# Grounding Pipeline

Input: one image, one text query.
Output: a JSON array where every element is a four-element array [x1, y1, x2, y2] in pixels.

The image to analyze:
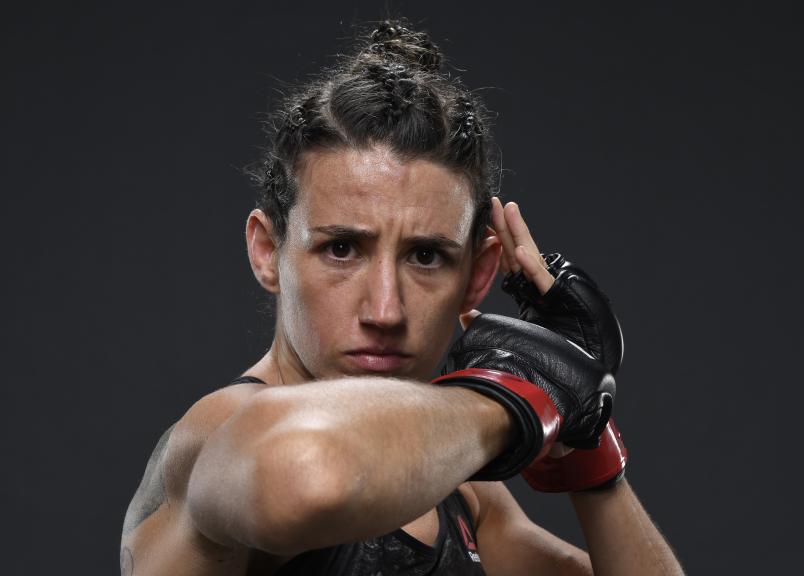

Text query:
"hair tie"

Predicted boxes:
[[456, 97, 482, 138], [288, 105, 307, 129], [371, 21, 406, 45]]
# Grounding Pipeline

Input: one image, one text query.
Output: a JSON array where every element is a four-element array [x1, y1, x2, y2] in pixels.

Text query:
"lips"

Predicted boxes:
[[345, 348, 412, 372]]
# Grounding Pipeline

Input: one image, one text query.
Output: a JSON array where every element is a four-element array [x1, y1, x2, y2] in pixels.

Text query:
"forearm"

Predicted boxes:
[[304, 379, 510, 541], [570, 479, 684, 576], [188, 376, 513, 554]]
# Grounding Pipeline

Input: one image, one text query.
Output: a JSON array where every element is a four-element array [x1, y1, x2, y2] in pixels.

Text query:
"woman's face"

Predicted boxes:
[[269, 144, 498, 382]]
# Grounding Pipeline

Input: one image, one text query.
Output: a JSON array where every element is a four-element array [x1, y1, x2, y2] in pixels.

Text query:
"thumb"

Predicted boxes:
[[459, 309, 482, 331]]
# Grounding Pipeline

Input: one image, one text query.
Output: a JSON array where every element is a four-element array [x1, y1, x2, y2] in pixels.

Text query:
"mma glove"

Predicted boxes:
[[502, 253, 628, 492], [432, 313, 615, 482], [502, 252, 624, 375]]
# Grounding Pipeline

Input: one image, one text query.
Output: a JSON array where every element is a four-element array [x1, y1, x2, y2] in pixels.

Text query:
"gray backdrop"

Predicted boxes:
[[3, 1, 801, 574]]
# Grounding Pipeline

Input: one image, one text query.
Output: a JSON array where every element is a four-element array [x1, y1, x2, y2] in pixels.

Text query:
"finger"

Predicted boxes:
[[503, 202, 542, 259], [489, 198, 507, 273], [459, 309, 481, 331], [490, 197, 518, 274], [492, 197, 517, 273], [503, 201, 555, 292], [515, 245, 555, 295]]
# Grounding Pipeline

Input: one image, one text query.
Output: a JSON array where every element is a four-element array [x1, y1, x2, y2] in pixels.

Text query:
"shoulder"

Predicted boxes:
[[467, 479, 548, 536], [465, 480, 519, 529], [457, 480, 518, 530], [122, 382, 266, 535], [162, 382, 267, 500], [459, 480, 524, 529]]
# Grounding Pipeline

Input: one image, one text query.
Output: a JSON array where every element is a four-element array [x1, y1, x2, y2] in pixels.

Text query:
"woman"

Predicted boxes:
[[121, 19, 683, 575]]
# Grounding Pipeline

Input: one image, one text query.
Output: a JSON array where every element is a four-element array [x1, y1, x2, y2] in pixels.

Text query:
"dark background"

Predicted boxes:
[[3, 1, 801, 574]]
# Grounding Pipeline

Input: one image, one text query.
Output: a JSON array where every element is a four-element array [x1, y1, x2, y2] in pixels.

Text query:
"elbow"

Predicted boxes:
[[187, 393, 363, 555], [248, 428, 364, 555], [559, 550, 594, 576]]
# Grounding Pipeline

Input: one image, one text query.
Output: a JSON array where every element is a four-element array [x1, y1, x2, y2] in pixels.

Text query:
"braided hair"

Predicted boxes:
[[247, 19, 498, 250]]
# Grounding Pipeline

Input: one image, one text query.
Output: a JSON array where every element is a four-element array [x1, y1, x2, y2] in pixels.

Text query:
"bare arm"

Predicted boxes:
[[122, 424, 175, 537], [570, 479, 684, 575], [461, 475, 684, 576], [187, 376, 514, 556], [471, 480, 594, 576], [120, 383, 266, 572]]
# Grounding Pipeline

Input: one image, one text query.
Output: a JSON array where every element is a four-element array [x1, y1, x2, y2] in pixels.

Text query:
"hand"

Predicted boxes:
[[492, 196, 624, 376], [490, 197, 556, 295], [488, 197, 628, 490], [461, 197, 556, 330], [490, 197, 571, 458], [460, 310, 578, 460], [434, 313, 615, 481]]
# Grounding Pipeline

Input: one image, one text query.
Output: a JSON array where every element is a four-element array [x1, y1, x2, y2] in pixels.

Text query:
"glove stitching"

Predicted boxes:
[[565, 277, 605, 364], [449, 346, 585, 418]]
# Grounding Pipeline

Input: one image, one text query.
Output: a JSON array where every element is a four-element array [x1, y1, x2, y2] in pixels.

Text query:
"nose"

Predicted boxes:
[[359, 256, 406, 330]]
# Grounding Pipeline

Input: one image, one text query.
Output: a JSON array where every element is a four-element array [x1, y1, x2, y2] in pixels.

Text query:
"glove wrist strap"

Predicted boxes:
[[522, 419, 628, 492], [433, 368, 561, 481]]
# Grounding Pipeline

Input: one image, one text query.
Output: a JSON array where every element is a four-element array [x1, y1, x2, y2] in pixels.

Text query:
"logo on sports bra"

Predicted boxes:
[[456, 514, 482, 563]]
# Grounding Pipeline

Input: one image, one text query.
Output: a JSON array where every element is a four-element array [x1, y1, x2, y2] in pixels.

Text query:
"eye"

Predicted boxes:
[[325, 240, 356, 260], [409, 247, 444, 268]]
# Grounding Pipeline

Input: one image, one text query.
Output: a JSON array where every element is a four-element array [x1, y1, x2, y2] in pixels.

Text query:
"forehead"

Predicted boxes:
[[292, 145, 475, 240]]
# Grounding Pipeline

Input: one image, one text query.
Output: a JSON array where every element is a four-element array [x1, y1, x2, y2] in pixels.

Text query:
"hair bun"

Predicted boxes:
[[367, 20, 442, 73]]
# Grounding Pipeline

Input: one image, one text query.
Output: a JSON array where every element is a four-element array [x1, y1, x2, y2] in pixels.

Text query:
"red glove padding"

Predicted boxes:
[[522, 419, 628, 492]]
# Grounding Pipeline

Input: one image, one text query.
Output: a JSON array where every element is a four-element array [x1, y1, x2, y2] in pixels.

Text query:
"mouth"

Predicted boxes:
[[344, 349, 412, 373]]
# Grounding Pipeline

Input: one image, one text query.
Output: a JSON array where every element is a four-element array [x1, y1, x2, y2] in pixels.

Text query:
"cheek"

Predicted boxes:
[[278, 255, 354, 370], [405, 275, 468, 364]]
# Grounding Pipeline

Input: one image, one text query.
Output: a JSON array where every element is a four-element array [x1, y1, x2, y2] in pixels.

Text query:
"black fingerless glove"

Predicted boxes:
[[502, 253, 624, 375]]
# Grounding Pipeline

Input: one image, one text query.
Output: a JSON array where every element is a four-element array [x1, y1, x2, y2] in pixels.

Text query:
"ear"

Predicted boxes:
[[246, 209, 281, 294], [459, 229, 502, 314]]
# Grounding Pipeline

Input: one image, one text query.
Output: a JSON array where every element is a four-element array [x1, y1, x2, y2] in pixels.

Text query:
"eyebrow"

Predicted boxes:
[[310, 225, 463, 251]]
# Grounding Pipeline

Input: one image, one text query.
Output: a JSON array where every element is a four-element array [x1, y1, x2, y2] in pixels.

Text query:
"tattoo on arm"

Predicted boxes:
[[120, 546, 134, 575], [122, 424, 175, 535]]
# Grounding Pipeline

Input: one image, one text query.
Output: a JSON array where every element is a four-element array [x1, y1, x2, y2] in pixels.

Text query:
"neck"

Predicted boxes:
[[246, 317, 313, 387]]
